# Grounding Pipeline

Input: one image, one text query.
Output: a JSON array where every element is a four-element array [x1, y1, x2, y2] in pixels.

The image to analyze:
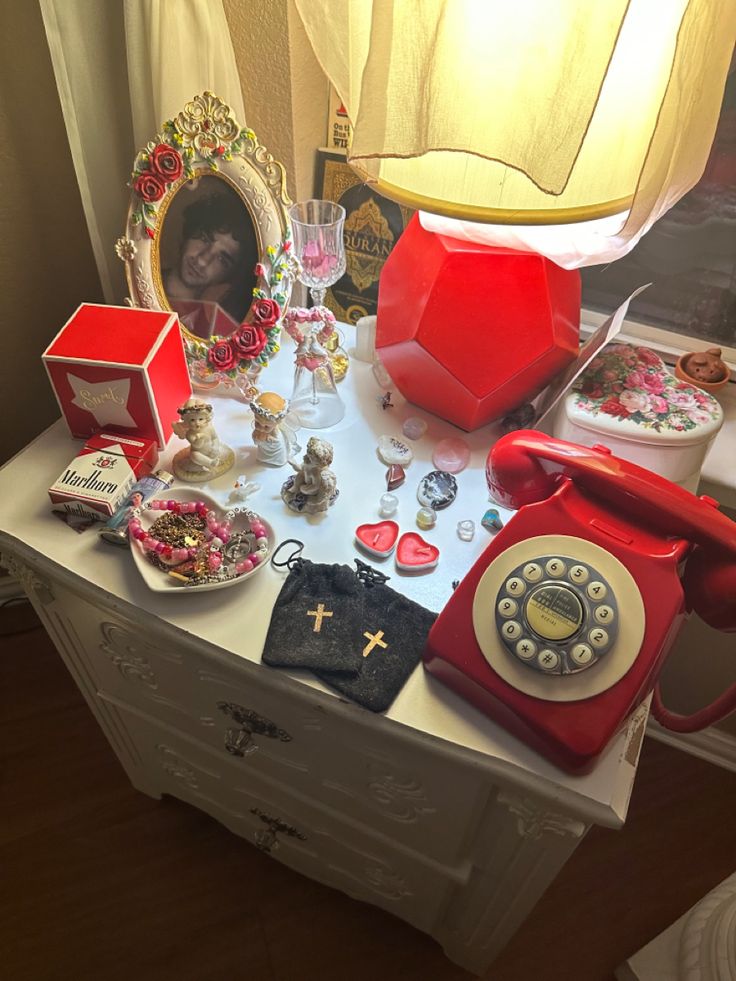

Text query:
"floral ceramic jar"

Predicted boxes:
[[552, 343, 723, 492]]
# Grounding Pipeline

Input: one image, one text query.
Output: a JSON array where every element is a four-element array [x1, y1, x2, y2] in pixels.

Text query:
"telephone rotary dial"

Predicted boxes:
[[494, 554, 618, 676]]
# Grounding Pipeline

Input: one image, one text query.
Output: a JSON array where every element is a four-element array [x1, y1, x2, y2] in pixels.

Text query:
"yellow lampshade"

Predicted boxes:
[[295, 0, 736, 264]]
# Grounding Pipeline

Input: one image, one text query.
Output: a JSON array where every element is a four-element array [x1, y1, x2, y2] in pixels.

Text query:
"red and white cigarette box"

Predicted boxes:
[[49, 432, 158, 520], [43, 304, 192, 448]]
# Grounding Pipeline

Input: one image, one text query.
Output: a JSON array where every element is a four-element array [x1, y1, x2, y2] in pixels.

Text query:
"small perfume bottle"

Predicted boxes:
[[323, 326, 349, 382]]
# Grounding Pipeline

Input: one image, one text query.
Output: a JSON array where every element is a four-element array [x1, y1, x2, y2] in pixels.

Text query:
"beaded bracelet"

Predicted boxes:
[[128, 499, 270, 586], [283, 305, 336, 346]]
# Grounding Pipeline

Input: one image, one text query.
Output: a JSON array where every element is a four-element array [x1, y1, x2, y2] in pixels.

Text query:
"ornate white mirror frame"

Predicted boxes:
[[117, 92, 297, 399]]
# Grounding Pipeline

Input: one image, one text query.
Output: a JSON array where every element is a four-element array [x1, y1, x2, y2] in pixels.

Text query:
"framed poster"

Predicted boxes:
[[315, 150, 413, 323]]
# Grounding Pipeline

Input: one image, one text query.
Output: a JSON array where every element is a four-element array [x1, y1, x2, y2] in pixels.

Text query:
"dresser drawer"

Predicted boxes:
[[116, 706, 459, 934], [67, 600, 490, 869]]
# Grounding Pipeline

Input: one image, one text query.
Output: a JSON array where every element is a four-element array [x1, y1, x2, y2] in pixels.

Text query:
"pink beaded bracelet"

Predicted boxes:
[[128, 499, 270, 585], [283, 305, 336, 346]]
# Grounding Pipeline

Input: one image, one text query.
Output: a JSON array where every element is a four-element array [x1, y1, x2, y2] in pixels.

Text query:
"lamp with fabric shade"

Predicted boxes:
[[295, 0, 736, 428]]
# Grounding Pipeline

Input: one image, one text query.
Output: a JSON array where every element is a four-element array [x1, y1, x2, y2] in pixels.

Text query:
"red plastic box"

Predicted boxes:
[[376, 215, 580, 431], [43, 304, 191, 448]]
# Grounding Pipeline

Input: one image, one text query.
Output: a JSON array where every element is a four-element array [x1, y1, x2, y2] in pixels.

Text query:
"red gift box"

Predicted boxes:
[[49, 432, 159, 520], [43, 304, 192, 448]]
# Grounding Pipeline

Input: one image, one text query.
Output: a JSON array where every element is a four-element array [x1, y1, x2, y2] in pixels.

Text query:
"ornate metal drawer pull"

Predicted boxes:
[[217, 701, 292, 757], [224, 728, 256, 756], [250, 807, 306, 853]]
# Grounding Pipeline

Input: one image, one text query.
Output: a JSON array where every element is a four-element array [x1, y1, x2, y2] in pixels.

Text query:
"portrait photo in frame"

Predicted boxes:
[[117, 92, 298, 399], [159, 172, 259, 328]]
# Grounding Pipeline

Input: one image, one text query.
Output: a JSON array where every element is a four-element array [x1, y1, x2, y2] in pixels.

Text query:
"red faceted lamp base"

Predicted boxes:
[[375, 214, 581, 431]]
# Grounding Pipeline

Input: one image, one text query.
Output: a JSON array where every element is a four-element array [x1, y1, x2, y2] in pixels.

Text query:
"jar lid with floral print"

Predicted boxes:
[[564, 343, 723, 447]]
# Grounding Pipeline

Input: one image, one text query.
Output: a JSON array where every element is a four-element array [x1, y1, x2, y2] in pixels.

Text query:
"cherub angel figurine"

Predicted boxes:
[[172, 398, 234, 482], [281, 436, 339, 514], [250, 391, 301, 467]]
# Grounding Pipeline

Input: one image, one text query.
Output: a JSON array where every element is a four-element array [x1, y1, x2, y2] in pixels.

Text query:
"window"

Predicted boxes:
[[581, 69, 736, 364]]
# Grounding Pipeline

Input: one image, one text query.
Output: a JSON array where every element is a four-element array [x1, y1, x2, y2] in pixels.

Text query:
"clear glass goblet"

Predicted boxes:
[[286, 201, 347, 429], [288, 200, 347, 308]]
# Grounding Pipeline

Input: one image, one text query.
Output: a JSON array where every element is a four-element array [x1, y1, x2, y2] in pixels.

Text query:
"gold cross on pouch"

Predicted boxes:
[[363, 630, 387, 656], [307, 603, 333, 633]]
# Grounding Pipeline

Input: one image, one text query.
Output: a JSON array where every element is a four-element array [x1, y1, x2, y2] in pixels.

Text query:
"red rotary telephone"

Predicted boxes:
[[423, 430, 736, 773]]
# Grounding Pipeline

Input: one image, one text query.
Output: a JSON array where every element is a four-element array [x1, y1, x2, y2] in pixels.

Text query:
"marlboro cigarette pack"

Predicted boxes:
[[49, 432, 158, 521]]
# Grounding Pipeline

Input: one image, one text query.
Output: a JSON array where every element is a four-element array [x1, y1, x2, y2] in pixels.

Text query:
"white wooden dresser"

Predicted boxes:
[[0, 334, 647, 976]]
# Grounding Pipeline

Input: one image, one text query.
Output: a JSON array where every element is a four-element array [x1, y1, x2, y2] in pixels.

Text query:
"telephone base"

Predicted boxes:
[[423, 651, 606, 774], [422, 481, 689, 774]]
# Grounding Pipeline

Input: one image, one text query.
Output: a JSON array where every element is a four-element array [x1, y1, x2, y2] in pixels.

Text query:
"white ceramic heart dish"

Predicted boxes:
[[129, 488, 275, 594]]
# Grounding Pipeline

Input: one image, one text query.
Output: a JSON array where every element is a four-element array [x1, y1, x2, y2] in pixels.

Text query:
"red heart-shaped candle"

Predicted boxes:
[[396, 532, 440, 572], [355, 520, 399, 558]]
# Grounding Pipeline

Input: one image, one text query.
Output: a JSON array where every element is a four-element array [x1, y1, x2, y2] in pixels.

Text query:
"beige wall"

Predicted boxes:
[[224, 0, 328, 202], [0, 2, 102, 464], [224, 0, 328, 305]]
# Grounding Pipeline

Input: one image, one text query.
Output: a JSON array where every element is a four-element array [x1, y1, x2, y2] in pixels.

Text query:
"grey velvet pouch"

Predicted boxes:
[[261, 558, 366, 675], [316, 577, 437, 712]]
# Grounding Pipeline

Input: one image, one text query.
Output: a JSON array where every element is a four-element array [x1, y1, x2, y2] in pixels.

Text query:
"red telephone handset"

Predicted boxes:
[[423, 430, 736, 772]]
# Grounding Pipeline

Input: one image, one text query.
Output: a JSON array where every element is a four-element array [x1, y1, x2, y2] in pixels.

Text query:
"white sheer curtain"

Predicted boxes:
[[40, 0, 245, 303]]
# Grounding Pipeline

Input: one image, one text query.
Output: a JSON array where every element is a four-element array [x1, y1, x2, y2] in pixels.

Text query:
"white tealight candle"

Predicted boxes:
[[354, 315, 377, 363]]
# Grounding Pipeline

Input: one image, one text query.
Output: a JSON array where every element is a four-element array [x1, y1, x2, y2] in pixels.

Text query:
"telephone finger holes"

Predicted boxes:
[[522, 563, 543, 582], [571, 643, 594, 666], [494, 553, 619, 677], [594, 605, 615, 624], [497, 598, 518, 618], [505, 577, 526, 596], [589, 628, 609, 649], [515, 639, 537, 660], [545, 558, 567, 577], [537, 649, 560, 672]]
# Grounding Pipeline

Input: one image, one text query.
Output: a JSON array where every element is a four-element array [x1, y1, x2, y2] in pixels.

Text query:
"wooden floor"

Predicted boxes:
[[2, 603, 736, 981]]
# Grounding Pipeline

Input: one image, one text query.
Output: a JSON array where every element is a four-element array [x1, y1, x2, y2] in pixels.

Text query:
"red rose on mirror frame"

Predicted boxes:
[[251, 298, 281, 327], [150, 144, 183, 182], [207, 338, 237, 372], [134, 172, 166, 203], [232, 324, 267, 361]]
